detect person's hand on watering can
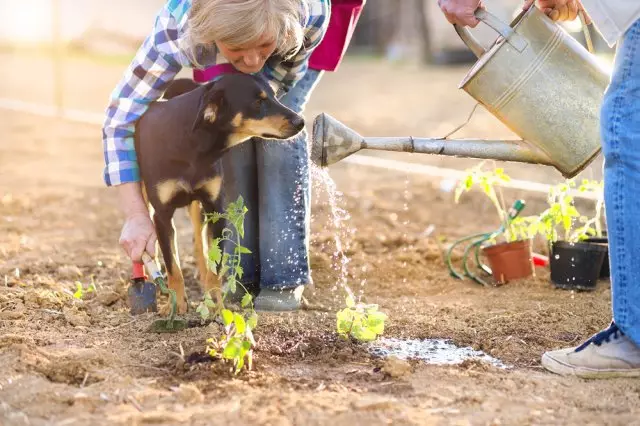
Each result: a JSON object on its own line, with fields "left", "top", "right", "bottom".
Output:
{"left": 117, "top": 182, "right": 157, "bottom": 262}
{"left": 438, "top": 0, "right": 484, "bottom": 28}
{"left": 523, "top": 0, "right": 591, "bottom": 23}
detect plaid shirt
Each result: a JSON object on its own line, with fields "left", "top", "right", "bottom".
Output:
{"left": 102, "top": 0, "right": 330, "bottom": 186}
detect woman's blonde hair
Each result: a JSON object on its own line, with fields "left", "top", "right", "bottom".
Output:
{"left": 185, "top": 0, "right": 308, "bottom": 66}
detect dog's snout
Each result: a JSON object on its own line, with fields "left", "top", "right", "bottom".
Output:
{"left": 291, "top": 115, "right": 304, "bottom": 131}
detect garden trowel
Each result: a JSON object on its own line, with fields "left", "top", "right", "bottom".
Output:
{"left": 128, "top": 261, "right": 157, "bottom": 315}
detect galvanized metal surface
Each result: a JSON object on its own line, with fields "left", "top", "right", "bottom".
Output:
{"left": 311, "top": 7, "right": 611, "bottom": 179}
{"left": 457, "top": 6, "right": 610, "bottom": 178}
{"left": 311, "top": 113, "right": 554, "bottom": 168}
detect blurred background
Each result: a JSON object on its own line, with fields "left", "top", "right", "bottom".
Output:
{"left": 0, "top": 0, "right": 615, "bottom": 185}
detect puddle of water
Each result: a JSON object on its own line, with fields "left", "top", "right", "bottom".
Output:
{"left": 368, "top": 338, "right": 510, "bottom": 369}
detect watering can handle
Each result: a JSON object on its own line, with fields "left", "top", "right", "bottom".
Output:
{"left": 454, "top": 8, "right": 528, "bottom": 58}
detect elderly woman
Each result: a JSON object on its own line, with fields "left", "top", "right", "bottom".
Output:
{"left": 103, "top": 0, "right": 364, "bottom": 312}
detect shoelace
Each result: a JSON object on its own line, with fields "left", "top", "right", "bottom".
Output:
{"left": 575, "top": 321, "right": 624, "bottom": 352}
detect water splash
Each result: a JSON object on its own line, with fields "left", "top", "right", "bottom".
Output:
{"left": 311, "top": 165, "right": 356, "bottom": 301}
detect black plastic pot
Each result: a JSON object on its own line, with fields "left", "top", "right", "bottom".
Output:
{"left": 550, "top": 241, "right": 607, "bottom": 291}
{"left": 584, "top": 237, "right": 610, "bottom": 279}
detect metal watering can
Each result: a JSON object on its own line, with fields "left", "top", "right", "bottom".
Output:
{"left": 311, "top": 6, "right": 611, "bottom": 178}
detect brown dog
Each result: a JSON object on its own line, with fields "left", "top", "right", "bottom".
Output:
{"left": 134, "top": 74, "right": 305, "bottom": 314}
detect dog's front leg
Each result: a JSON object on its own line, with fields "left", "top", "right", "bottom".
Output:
{"left": 154, "top": 210, "right": 188, "bottom": 315}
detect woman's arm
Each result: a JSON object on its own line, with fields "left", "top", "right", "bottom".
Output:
{"left": 102, "top": 5, "right": 186, "bottom": 187}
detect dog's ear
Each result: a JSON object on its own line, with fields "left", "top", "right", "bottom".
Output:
{"left": 192, "top": 86, "right": 225, "bottom": 132}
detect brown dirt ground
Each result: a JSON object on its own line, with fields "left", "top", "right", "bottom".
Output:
{"left": 1, "top": 52, "right": 639, "bottom": 426}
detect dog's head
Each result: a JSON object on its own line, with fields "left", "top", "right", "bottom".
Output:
{"left": 192, "top": 74, "right": 305, "bottom": 147}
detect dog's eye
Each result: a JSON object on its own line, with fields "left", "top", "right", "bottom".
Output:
{"left": 253, "top": 99, "right": 265, "bottom": 110}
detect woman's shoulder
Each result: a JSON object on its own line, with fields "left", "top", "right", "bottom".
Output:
{"left": 164, "top": 0, "right": 192, "bottom": 25}
{"left": 304, "top": 0, "right": 330, "bottom": 29}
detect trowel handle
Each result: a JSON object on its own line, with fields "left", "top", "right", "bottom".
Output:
{"left": 453, "top": 7, "right": 528, "bottom": 58}
{"left": 131, "top": 262, "right": 147, "bottom": 280}
{"left": 141, "top": 252, "right": 163, "bottom": 281}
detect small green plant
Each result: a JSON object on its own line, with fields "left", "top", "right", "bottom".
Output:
{"left": 535, "top": 179, "right": 604, "bottom": 243}
{"left": 73, "top": 278, "right": 97, "bottom": 299}
{"left": 336, "top": 295, "right": 387, "bottom": 342}
{"left": 196, "top": 196, "right": 257, "bottom": 374}
{"left": 455, "top": 162, "right": 526, "bottom": 242}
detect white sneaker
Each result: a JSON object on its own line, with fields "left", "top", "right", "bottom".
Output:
{"left": 542, "top": 322, "right": 640, "bottom": 379}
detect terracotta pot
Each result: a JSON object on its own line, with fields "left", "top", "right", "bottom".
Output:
{"left": 482, "top": 239, "right": 534, "bottom": 284}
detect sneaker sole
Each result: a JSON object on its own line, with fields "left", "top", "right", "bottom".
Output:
{"left": 542, "top": 353, "right": 640, "bottom": 379}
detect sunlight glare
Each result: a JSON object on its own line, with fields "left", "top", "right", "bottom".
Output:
{"left": 0, "top": 0, "right": 53, "bottom": 43}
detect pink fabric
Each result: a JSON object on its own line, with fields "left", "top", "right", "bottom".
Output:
{"left": 193, "top": 63, "right": 240, "bottom": 83}
{"left": 309, "top": 0, "right": 366, "bottom": 72}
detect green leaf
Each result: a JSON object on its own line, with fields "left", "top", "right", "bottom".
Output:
{"left": 247, "top": 313, "right": 258, "bottom": 330}
{"left": 221, "top": 309, "right": 234, "bottom": 326}
{"left": 223, "top": 337, "right": 242, "bottom": 359}
{"left": 196, "top": 303, "right": 210, "bottom": 320}
{"left": 351, "top": 324, "right": 377, "bottom": 342}
{"left": 241, "top": 293, "right": 253, "bottom": 308}
{"left": 366, "top": 311, "right": 387, "bottom": 335}
{"left": 345, "top": 295, "right": 355, "bottom": 309}
{"left": 336, "top": 309, "right": 354, "bottom": 335}
{"left": 242, "top": 340, "right": 252, "bottom": 352}
{"left": 73, "top": 282, "right": 83, "bottom": 299}
{"left": 204, "top": 297, "right": 216, "bottom": 308}
{"left": 234, "top": 264, "right": 244, "bottom": 279}
{"left": 207, "top": 212, "right": 224, "bottom": 225}
{"left": 236, "top": 246, "right": 251, "bottom": 254}
{"left": 226, "top": 276, "right": 237, "bottom": 294}
{"left": 208, "top": 239, "right": 222, "bottom": 265}
{"left": 233, "top": 313, "right": 246, "bottom": 334}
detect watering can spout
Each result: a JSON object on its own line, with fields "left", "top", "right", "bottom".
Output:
{"left": 311, "top": 113, "right": 564, "bottom": 173}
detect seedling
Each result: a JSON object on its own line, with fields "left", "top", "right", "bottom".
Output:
{"left": 196, "top": 196, "right": 257, "bottom": 374}
{"left": 534, "top": 179, "right": 604, "bottom": 243}
{"left": 336, "top": 295, "right": 387, "bottom": 342}
{"left": 454, "top": 162, "right": 536, "bottom": 243}
{"left": 73, "top": 278, "right": 97, "bottom": 300}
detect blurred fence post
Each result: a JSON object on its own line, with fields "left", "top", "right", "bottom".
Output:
{"left": 52, "top": 0, "right": 64, "bottom": 117}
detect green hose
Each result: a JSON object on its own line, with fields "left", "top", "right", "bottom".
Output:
{"left": 445, "top": 199, "right": 526, "bottom": 285}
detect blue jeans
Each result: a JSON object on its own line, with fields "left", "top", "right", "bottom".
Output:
{"left": 213, "top": 68, "right": 323, "bottom": 292}
{"left": 601, "top": 18, "right": 640, "bottom": 347}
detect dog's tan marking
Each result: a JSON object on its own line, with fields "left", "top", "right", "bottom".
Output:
{"left": 156, "top": 179, "right": 191, "bottom": 205}
{"left": 189, "top": 201, "right": 208, "bottom": 282}
{"left": 161, "top": 222, "right": 188, "bottom": 315}
{"left": 195, "top": 176, "right": 222, "bottom": 202}
{"left": 204, "top": 104, "right": 217, "bottom": 123}
{"left": 259, "top": 91, "right": 267, "bottom": 100}
{"left": 189, "top": 200, "right": 223, "bottom": 304}
{"left": 227, "top": 115, "right": 292, "bottom": 146}
{"left": 231, "top": 112, "right": 243, "bottom": 128}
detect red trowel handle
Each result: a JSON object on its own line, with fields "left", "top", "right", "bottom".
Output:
{"left": 131, "top": 262, "right": 147, "bottom": 281}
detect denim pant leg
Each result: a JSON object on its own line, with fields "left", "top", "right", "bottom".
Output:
{"left": 215, "top": 141, "right": 261, "bottom": 294}
{"left": 256, "top": 68, "right": 324, "bottom": 290}
{"left": 600, "top": 19, "right": 640, "bottom": 347}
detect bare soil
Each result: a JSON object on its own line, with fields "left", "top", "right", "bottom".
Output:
{"left": 1, "top": 53, "right": 638, "bottom": 426}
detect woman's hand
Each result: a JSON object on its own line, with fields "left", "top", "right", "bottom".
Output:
{"left": 523, "top": 0, "right": 590, "bottom": 23}
{"left": 116, "top": 182, "right": 156, "bottom": 262}
{"left": 438, "top": 0, "right": 483, "bottom": 28}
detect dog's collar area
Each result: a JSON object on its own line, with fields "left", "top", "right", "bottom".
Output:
{"left": 193, "top": 64, "right": 242, "bottom": 83}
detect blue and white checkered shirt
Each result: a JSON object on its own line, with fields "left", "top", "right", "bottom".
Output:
{"left": 102, "top": 0, "right": 329, "bottom": 186}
